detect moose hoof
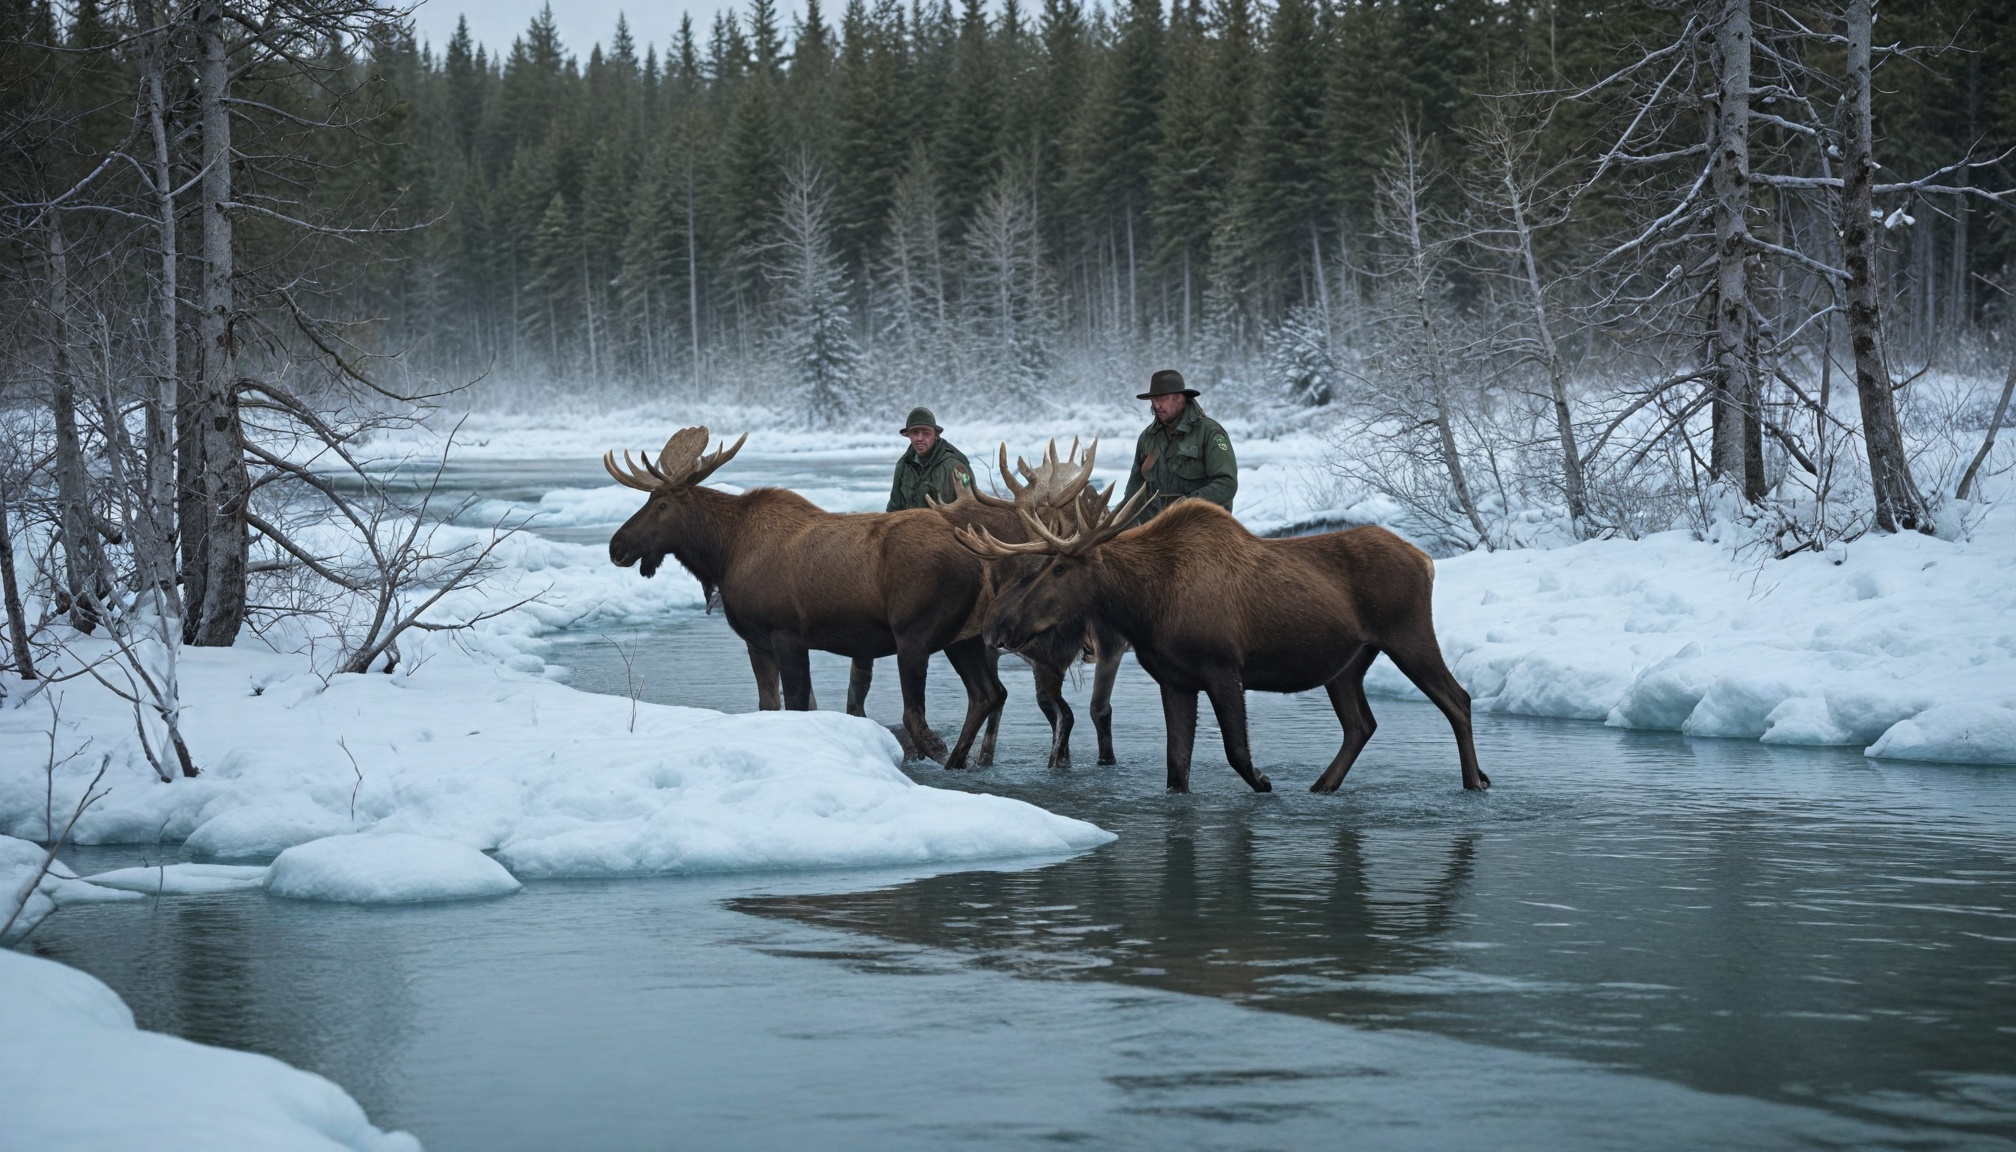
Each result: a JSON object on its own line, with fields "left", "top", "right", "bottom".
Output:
{"left": 916, "top": 732, "right": 950, "bottom": 765}
{"left": 1465, "top": 771, "right": 1492, "bottom": 791}
{"left": 886, "top": 725, "right": 923, "bottom": 760}
{"left": 1251, "top": 775, "right": 1273, "bottom": 793}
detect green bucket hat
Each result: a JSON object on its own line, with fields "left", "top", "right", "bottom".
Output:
{"left": 1138, "top": 368, "right": 1200, "bottom": 400}
{"left": 899, "top": 406, "right": 943, "bottom": 433}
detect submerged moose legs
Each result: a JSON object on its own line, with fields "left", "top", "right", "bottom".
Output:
{"left": 1160, "top": 684, "right": 1198, "bottom": 793}
{"left": 942, "top": 637, "right": 1008, "bottom": 770}
{"left": 1090, "top": 633, "right": 1123, "bottom": 766}
{"left": 1380, "top": 638, "right": 1490, "bottom": 790}
{"left": 1202, "top": 670, "right": 1272, "bottom": 793}
{"left": 1031, "top": 661, "right": 1075, "bottom": 769}
{"left": 1311, "top": 646, "right": 1381, "bottom": 793}
{"left": 845, "top": 657, "right": 873, "bottom": 717}
{"left": 748, "top": 645, "right": 784, "bottom": 711}
{"left": 772, "top": 635, "right": 817, "bottom": 712}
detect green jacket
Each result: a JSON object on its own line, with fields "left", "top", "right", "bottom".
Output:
{"left": 1123, "top": 401, "right": 1237, "bottom": 523}
{"left": 887, "top": 439, "right": 975, "bottom": 511}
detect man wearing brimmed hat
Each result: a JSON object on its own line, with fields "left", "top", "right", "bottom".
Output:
{"left": 887, "top": 406, "right": 976, "bottom": 512}
{"left": 1123, "top": 369, "right": 1237, "bottom": 524}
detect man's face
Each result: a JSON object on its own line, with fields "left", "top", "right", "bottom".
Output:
{"left": 1150, "top": 393, "right": 1188, "bottom": 423}
{"left": 906, "top": 426, "right": 939, "bottom": 455}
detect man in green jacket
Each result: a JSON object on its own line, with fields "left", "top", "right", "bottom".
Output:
{"left": 887, "top": 406, "right": 976, "bottom": 511}
{"left": 1123, "top": 369, "right": 1237, "bottom": 524}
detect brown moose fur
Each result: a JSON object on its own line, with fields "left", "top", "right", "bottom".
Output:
{"left": 609, "top": 454, "right": 1008, "bottom": 770}
{"left": 977, "top": 499, "right": 1488, "bottom": 793}
{"left": 929, "top": 494, "right": 1128, "bottom": 769}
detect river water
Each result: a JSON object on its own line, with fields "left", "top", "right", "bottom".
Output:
{"left": 27, "top": 450, "right": 2016, "bottom": 1150}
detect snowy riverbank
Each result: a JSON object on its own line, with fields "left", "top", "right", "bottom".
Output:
{"left": 0, "top": 642, "right": 1113, "bottom": 883}
{"left": 0, "top": 947, "right": 420, "bottom": 1151}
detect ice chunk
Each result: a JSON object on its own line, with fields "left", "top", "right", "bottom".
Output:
{"left": 0, "top": 949, "right": 419, "bottom": 1151}
{"left": 1866, "top": 702, "right": 2016, "bottom": 765}
{"left": 85, "top": 863, "right": 271, "bottom": 895}
{"left": 266, "top": 833, "right": 522, "bottom": 904}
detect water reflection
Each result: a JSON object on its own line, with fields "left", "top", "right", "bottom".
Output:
{"left": 37, "top": 881, "right": 418, "bottom": 1117}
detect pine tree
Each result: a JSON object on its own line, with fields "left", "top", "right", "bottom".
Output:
{"left": 769, "top": 160, "right": 863, "bottom": 425}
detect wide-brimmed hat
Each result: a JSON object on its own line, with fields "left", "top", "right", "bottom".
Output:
{"left": 899, "top": 406, "right": 943, "bottom": 433}
{"left": 1138, "top": 369, "right": 1199, "bottom": 400}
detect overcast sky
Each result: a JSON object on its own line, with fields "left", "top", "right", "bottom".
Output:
{"left": 409, "top": 1, "right": 813, "bottom": 62}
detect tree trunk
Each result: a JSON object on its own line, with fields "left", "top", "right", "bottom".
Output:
{"left": 1840, "top": 0, "right": 1930, "bottom": 533}
{"left": 193, "top": 0, "right": 249, "bottom": 644}
{"left": 139, "top": 0, "right": 181, "bottom": 611}
{"left": 1501, "top": 153, "right": 1588, "bottom": 529}
{"left": 1955, "top": 351, "right": 2015, "bottom": 502}
{"left": 0, "top": 474, "right": 35, "bottom": 679}
{"left": 1709, "top": 0, "right": 1762, "bottom": 503}
{"left": 47, "top": 217, "right": 106, "bottom": 633}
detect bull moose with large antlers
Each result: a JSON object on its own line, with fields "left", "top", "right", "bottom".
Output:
{"left": 960, "top": 488, "right": 1488, "bottom": 794}
{"left": 605, "top": 426, "right": 1009, "bottom": 768}
{"left": 928, "top": 440, "right": 1129, "bottom": 768}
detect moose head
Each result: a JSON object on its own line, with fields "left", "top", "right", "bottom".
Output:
{"left": 605, "top": 426, "right": 747, "bottom": 578}
{"left": 956, "top": 461, "right": 1150, "bottom": 652}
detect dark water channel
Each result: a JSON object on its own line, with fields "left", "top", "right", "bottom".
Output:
{"left": 25, "top": 451, "right": 2016, "bottom": 1150}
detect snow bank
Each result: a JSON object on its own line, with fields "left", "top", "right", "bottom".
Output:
{"left": 0, "top": 948, "right": 419, "bottom": 1151}
{"left": 0, "top": 646, "right": 1115, "bottom": 875}
{"left": 2, "top": 835, "right": 139, "bottom": 941}
{"left": 1375, "top": 506, "right": 2016, "bottom": 765}
{"left": 266, "top": 834, "right": 521, "bottom": 903}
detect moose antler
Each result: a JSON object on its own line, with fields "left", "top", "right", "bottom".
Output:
{"left": 603, "top": 426, "right": 748, "bottom": 492}
{"left": 957, "top": 478, "right": 1151, "bottom": 559}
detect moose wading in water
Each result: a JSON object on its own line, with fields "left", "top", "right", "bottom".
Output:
{"left": 958, "top": 481, "right": 1488, "bottom": 795}
{"left": 605, "top": 426, "right": 1010, "bottom": 768}
{"left": 930, "top": 440, "right": 1132, "bottom": 769}
{"left": 604, "top": 426, "right": 1125, "bottom": 769}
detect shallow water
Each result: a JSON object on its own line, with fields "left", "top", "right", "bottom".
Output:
{"left": 26, "top": 452, "right": 2016, "bottom": 1149}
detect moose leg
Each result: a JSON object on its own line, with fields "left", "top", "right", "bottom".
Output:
{"left": 1090, "top": 635, "right": 1122, "bottom": 766}
{"left": 1030, "top": 658, "right": 1074, "bottom": 769}
{"left": 1202, "top": 670, "right": 1271, "bottom": 793}
{"left": 1160, "top": 684, "right": 1198, "bottom": 794}
{"left": 747, "top": 644, "right": 782, "bottom": 711}
{"left": 977, "top": 645, "right": 1005, "bottom": 767}
{"left": 1382, "top": 636, "right": 1489, "bottom": 790}
{"left": 1311, "top": 646, "right": 1381, "bottom": 793}
{"left": 773, "top": 635, "right": 817, "bottom": 712}
{"left": 942, "top": 637, "right": 1007, "bottom": 771}
{"left": 895, "top": 643, "right": 950, "bottom": 765}
{"left": 846, "top": 657, "right": 874, "bottom": 717}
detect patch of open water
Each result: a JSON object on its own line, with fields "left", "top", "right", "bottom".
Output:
{"left": 26, "top": 451, "right": 2016, "bottom": 1149}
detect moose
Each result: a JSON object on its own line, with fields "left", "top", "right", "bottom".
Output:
{"left": 605, "top": 427, "right": 1128, "bottom": 770}
{"left": 606, "top": 426, "right": 1009, "bottom": 768}
{"left": 959, "top": 484, "right": 1488, "bottom": 794}
{"left": 929, "top": 441, "right": 1129, "bottom": 768}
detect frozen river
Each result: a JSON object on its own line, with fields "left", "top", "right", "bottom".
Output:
{"left": 31, "top": 449, "right": 2016, "bottom": 1150}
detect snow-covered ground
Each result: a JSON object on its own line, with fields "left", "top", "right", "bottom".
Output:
{"left": 0, "top": 642, "right": 1112, "bottom": 883}
{"left": 1, "top": 946, "right": 418, "bottom": 1150}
